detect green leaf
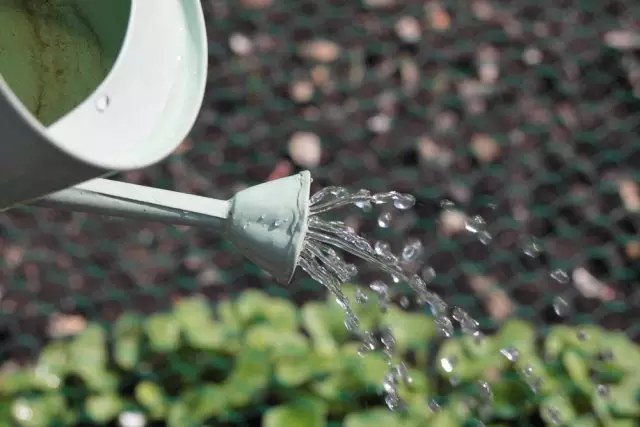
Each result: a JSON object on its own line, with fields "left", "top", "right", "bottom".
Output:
{"left": 0, "top": 369, "right": 33, "bottom": 394}
{"left": 544, "top": 326, "right": 573, "bottom": 360}
{"left": 562, "top": 350, "right": 593, "bottom": 395}
{"left": 245, "top": 324, "right": 309, "bottom": 358}
{"left": 496, "top": 319, "right": 536, "bottom": 355}
{"left": 145, "top": 313, "right": 181, "bottom": 352}
{"left": 113, "top": 313, "right": 143, "bottom": 370}
{"left": 569, "top": 415, "right": 599, "bottom": 427}
{"left": 79, "top": 368, "right": 118, "bottom": 392}
{"left": 607, "top": 379, "right": 640, "bottom": 416}
{"left": 344, "top": 408, "right": 407, "bottom": 427}
{"left": 31, "top": 342, "right": 67, "bottom": 390}
{"left": 514, "top": 355, "right": 561, "bottom": 396}
{"left": 427, "top": 407, "right": 461, "bottom": 427}
{"left": 490, "top": 375, "right": 534, "bottom": 419}
{"left": 347, "top": 347, "right": 388, "bottom": 388}
{"left": 275, "top": 355, "right": 315, "bottom": 387}
{"left": 436, "top": 338, "right": 486, "bottom": 381}
{"left": 10, "top": 394, "right": 66, "bottom": 427}
{"left": 66, "top": 325, "right": 116, "bottom": 391}
{"left": 384, "top": 307, "right": 435, "bottom": 353}
{"left": 262, "top": 297, "right": 298, "bottom": 331}
{"left": 68, "top": 324, "right": 107, "bottom": 370}
{"left": 598, "top": 332, "right": 640, "bottom": 373}
{"left": 301, "top": 302, "right": 341, "bottom": 355}
{"left": 174, "top": 296, "right": 213, "bottom": 329}
{"left": 563, "top": 325, "right": 604, "bottom": 356}
{"left": 539, "top": 394, "right": 577, "bottom": 425}
{"left": 263, "top": 398, "right": 327, "bottom": 427}
{"left": 461, "top": 332, "right": 496, "bottom": 359}
{"left": 235, "top": 289, "right": 272, "bottom": 325}
{"left": 167, "top": 401, "right": 198, "bottom": 427}
{"left": 182, "top": 384, "right": 228, "bottom": 421}
{"left": 173, "top": 296, "right": 227, "bottom": 349}
{"left": 135, "top": 381, "right": 167, "bottom": 419}
{"left": 224, "top": 349, "right": 270, "bottom": 408}
{"left": 310, "top": 376, "right": 342, "bottom": 400}
{"left": 275, "top": 346, "right": 335, "bottom": 387}
{"left": 85, "top": 394, "right": 124, "bottom": 424}
{"left": 217, "top": 300, "right": 242, "bottom": 330}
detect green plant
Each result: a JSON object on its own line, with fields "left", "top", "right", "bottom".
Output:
{"left": 0, "top": 285, "right": 638, "bottom": 427}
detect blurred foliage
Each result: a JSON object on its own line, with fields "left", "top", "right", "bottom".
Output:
{"left": 0, "top": 285, "right": 638, "bottom": 427}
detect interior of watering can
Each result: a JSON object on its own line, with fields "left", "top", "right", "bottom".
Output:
{"left": 0, "top": 0, "right": 131, "bottom": 126}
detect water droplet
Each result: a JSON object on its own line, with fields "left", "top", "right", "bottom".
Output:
{"left": 550, "top": 269, "right": 570, "bottom": 284}
{"left": 382, "top": 366, "right": 407, "bottom": 412}
{"left": 545, "top": 406, "right": 562, "bottom": 425}
{"left": 422, "top": 266, "right": 436, "bottom": 282}
{"left": 440, "top": 356, "right": 456, "bottom": 373}
{"left": 478, "top": 230, "right": 492, "bottom": 245}
{"left": 529, "top": 376, "right": 543, "bottom": 394}
{"left": 521, "top": 364, "right": 534, "bottom": 376}
{"left": 401, "top": 238, "right": 423, "bottom": 262}
{"left": 257, "top": 214, "right": 266, "bottom": 223}
{"left": 435, "top": 316, "right": 454, "bottom": 338}
{"left": 272, "top": 219, "right": 282, "bottom": 228}
{"left": 355, "top": 288, "right": 368, "bottom": 304}
{"left": 465, "top": 215, "right": 486, "bottom": 233}
{"left": 355, "top": 200, "right": 373, "bottom": 211}
{"left": 478, "top": 381, "right": 493, "bottom": 401}
{"left": 425, "top": 292, "right": 448, "bottom": 317}
{"left": 357, "top": 331, "right": 377, "bottom": 356}
{"left": 241, "top": 222, "right": 248, "bottom": 230}
{"left": 378, "top": 212, "right": 392, "bottom": 228}
{"left": 393, "top": 194, "right": 415, "bottom": 210}
{"left": 344, "top": 312, "right": 360, "bottom": 331}
{"left": 380, "top": 326, "right": 396, "bottom": 352}
{"left": 452, "top": 306, "right": 479, "bottom": 334}
{"left": 384, "top": 392, "right": 405, "bottom": 412}
{"left": 472, "top": 330, "right": 486, "bottom": 344}
{"left": 399, "top": 295, "right": 410, "bottom": 308}
{"left": 440, "top": 199, "right": 456, "bottom": 210}
{"left": 500, "top": 347, "right": 520, "bottom": 362}
{"left": 95, "top": 95, "right": 110, "bottom": 112}
{"left": 370, "top": 280, "right": 390, "bottom": 297}
{"left": 523, "top": 238, "right": 542, "bottom": 257}
{"left": 370, "top": 280, "right": 391, "bottom": 312}
{"left": 577, "top": 329, "right": 589, "bottom": 341}
{"left": 428, "top": 398, "right": 441, "bottom": 413}
{"left": 552, "top": 296, "right": 570, "bottom": 317}
{"left": 596, "top": 384, "right": 609, "bottom": 397}
{"left": 374, "top": 241, "right": 391, "bottom": 256}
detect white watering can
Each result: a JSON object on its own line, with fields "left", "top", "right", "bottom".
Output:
{"left": 0, "top": 0, "right": 311, "bottom": 284}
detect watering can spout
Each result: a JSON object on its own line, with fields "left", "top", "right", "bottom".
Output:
{"left": 226, "top": 171, "right": 311, "bottom": 285}
{"left": 32, "top": 171, "right": 312, "bottom": 285}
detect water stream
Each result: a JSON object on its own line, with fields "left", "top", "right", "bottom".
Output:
{"left": 296, "top": 185, "right": 592, "bottom": 421}
{"left": 298, "top": 185, "right": 457, "bottom": 411}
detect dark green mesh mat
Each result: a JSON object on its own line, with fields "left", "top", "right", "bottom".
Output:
{"left": 1, "top": 0, "right": 640, "bottom": 425}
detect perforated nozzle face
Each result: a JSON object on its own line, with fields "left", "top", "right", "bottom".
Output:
{"left": 225, "top": 171, "right": 311, "bottom": 285}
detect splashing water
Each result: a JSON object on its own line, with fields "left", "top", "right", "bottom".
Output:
{"left": 299, "top": 187, "right": 449, "bottom": 332}
{"left": 297, "top": 186, "right": 573, "bottom": 415}
{"left": 297, "top": 186, "right": 458, "bottom": 409}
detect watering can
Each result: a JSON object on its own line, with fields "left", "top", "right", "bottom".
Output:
{"left": 0, "top": 0, "right": 311, "bottom": 284}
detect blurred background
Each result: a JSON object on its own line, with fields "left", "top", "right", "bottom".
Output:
{"left": 1, "top": 0, "right": 640, "bottom": 425}
{"left": 3, "top": 0, "right": 639, "bottom": 351}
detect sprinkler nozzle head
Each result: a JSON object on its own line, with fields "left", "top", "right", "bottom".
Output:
{"left": 226, "top": 171, "right": 311, "bottom": 285}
